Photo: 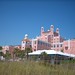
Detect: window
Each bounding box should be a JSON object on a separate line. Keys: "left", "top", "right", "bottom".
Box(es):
{"left": 41, "top": 41, "right": 42, "bottom": 45}
{"left": 35, "top": 46, "right": 36, "bottom": 48}
{"left": 34, "top": 49, "right": 36, "bottom": 51}
{"left": 23, "top": 47, "right": 24, "bottom": 48}
{"left": 51, "top": 45, "right": 53, "bottom": 47}
{"left": 54, "top": 45, "right": 55, "bottom": 48}
{"left": 38, "top": 41, "right": 39, "bottom": 44}
{"left": 61, "top": 50, "right": 63, "bottom": 52}
{"left": 46, "top": 43, "right": 47, "bottom": 46}
{"left": 30, "top": 45, "right": 31, "bottom": 47}
{"left": 34, "top": 41, "right": 36, "bottom": 44}
{"left": 57, "top": 44, "right": 59, "bottom": 47}
{"left": 26, "top": 41, "right": 27, "bottom": 44}
{"left": 60, "top": 44, "right": 62, "bottom": 47}
{"left": 65, "top": 46, "right": 68, "bottom": 50}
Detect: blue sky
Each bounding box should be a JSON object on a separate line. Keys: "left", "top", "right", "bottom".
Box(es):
{"left": 0, "top": 0, "right": 75, "bottom": 46}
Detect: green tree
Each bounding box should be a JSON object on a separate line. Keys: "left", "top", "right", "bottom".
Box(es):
{"left": 61, "top": 49, "right": 64, "bottom": 52}
{"left": 0, "top": 46, "right": 2, "bottom": 50}
{"left": 18, "top": 50, "right": 25, "bottom": 58}
{"left": 14, "top": 48, "right": 25, "bottom": 59}
{"left": 0, "top": 46, "right": 3, "bottom": 56}
{"left": 40, "top": 52, "right": 49, "bottom": 65}
{"left": 14, "top": 48, "right": 19, "bottom": 58}
{"left": 40, "top": 52, "right": 48, "bottom": 60}
{"left": 25, "top": 48, "right": 32, "bottom": 60}
{"left": 4, "top": 51, "right": 11, "bottom": 60}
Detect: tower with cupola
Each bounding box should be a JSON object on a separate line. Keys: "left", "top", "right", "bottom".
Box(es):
{"left": 21, "top": 34, "right": 31, "bottom": 50}
{"left": 41, "top": 27, "right": 44, "bottom": 35}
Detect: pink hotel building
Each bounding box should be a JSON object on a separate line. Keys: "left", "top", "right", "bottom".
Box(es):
{"left": 2, "top": 25, "right": 75, "bottom": 55}
{"left": 21, "top": 25, "right": 75, "bottom": 55}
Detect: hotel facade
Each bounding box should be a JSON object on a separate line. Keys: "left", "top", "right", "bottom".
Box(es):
{"left": 2, "top": 25, "right": 75, "bottom": 55}
{"left": 21, "top": 25, "right": 75, "bottom": 55}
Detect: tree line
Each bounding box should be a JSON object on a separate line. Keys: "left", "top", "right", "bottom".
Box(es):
{"left": 0, "top": 46, "right": 32, "bottom": 61}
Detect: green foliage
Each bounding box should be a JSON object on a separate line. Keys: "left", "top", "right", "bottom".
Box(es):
{"left": 0, "top": 46, "right": 4, "bottom": 56}
{"left": 31, "top": 56, "right": 39, "bottom": 61}
{"left": 40, "top": 52, "right": 49, "bottom": 65}
{"left": 61, "top": 49, "right": 64, "bottom": 52}
{"left": 0, "top": 46, "right": 2, "bottom": 50}
{"left": 40, "top": 52, "right": 48, "bottom": 60}
{"left": 25, "top": 48, "right": 32, "bottom": 60}
{"left": 25, "top": 48, "right": 32, "bottom": 53}
{"left": 62, "top": 59, "right": 75, "bottom": 64}
{"left": 0, "top": 52, "right": 3, "bottom": 56}
{"left": 14, "top": 48, "right": 25, "bottom": 59}
{"left": 4, "top": 51, "right": 11, "bottom": 59}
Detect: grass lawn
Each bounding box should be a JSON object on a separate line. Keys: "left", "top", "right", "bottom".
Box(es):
{"left": 0, "top": 61, "right": 75, "bottom": 75}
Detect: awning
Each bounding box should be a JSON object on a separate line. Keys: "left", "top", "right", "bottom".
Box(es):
{"left": 28, "top": 50, "right": 75, "bottom": 58}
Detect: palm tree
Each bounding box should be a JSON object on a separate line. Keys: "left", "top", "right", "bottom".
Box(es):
{"left": 0, "top": 46, "right": 2, "bottom": 50}
{"left": 40, "top": 52, "right": 49, "bottom": 65}
{"left": 25, "top": 48, "right": 32, "bottom": 60}
{"left": 13, "top": 48, "right": 18, "bottom": 60}
{"left": 14, "top": 48, "right": 25, "bottom": 59}
{"left": 40, "top": 52, "right": 48, "bottom": 60}
{"left": 0, "top": 46, "right": 3, "bottom": 56}
{"left": 4, "top": 51, "right": 11, "bottom": 60}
